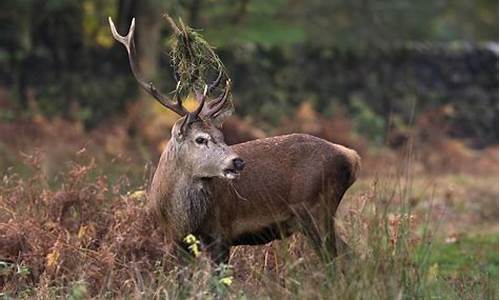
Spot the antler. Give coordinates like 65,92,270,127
166,13,232,122
179,84,209,133
193,79,232,119
108,17,189,116
109,16,231,125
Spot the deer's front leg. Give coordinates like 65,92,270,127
203,236,230,266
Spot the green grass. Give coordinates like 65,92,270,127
420,234,499,299
429,234,498,277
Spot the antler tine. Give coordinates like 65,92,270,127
178,85,208,133
108,17,188,116
206,79,231,118
208,68,223,93
193,85,208,117
174,81,182,106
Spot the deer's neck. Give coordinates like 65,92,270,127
153,147,214,239
173,172,213,234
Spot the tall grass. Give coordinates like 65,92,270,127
0,149,497,299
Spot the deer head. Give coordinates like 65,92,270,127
109,17,245,179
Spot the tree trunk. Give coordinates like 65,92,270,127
188,0,203,28
135,11,162,86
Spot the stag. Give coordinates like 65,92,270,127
109,17,360,265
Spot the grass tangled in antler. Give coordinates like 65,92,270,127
163,14,233,117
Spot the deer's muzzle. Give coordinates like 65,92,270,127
223,157,245,179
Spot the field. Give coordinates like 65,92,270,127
1,0,498,298
0,114,497,299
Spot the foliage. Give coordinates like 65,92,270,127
298,0,498,49
0,0,136,127
350,97,385,144
0,0,497,144
0,149,497,298
0,103,497,298
215,44,497,146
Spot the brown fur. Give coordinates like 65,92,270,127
149,119,360,264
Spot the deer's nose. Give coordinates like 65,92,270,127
232,158,245,171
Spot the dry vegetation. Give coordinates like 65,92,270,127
0,106,498,299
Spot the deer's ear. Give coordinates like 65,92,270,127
172,119,186,141
208,108,232,128
175,129,184,141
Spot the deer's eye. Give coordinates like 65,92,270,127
195,137,207,145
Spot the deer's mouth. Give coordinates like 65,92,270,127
223,168,240,179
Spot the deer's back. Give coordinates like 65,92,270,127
214,133,360,243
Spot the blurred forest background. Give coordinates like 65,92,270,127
0,0,498,298
0,0,498,149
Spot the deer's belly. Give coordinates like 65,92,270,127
229,213,296,246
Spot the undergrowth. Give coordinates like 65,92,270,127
0,150,497,299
